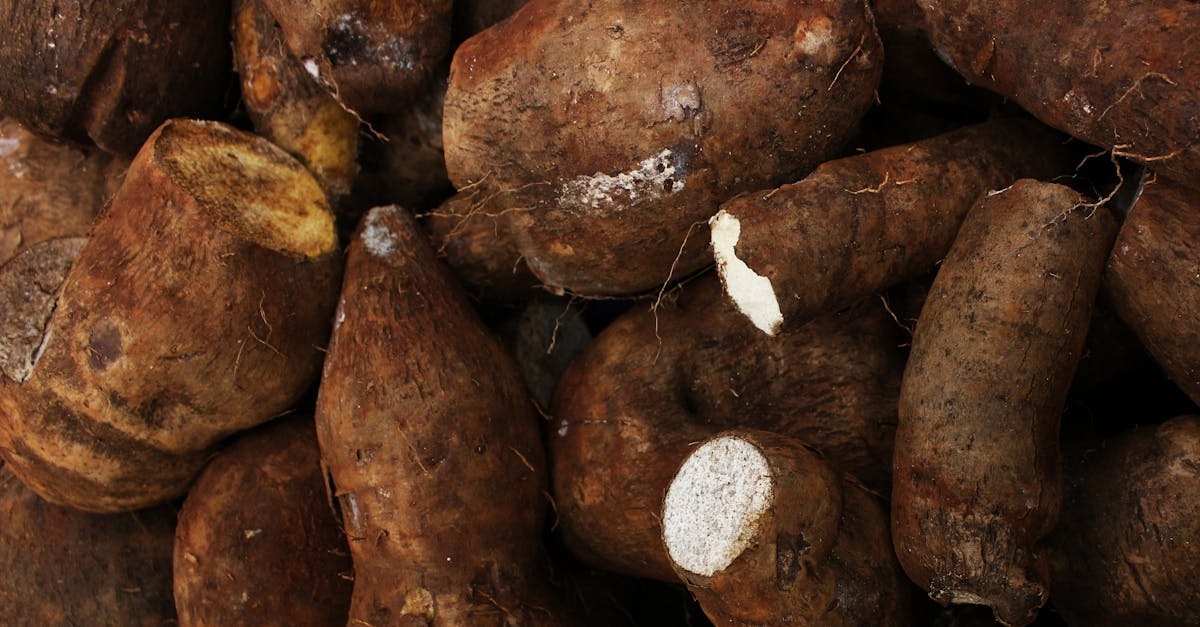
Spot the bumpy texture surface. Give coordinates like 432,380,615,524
893,180,1117,626
1106,182,1200,407
1047,416,1200,627
174,417,353,626
0,464,176,625
664,431,909,626
443,0,883,295
0,1,231,154
551,275,902,581
918,0,1200,189
314,206,566,625
710,118,1075,334
0,119,340,512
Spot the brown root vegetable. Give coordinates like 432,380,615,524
314,206,567,625
233,0,361,201
1047,416,1200,626
708,118,1074,336
499,295,592,411
892,180,1117,625
0,117,128,267
917,0,1200,189
0,119,341,512
422,190,541,302
258,0,454,114
0,2,231,155
0,463,176,625
368,75,454,210
174,416,353,626
551,275,902,581
662,430,910,625
1106,182,1200,407
443,0,883,296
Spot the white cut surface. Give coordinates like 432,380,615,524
710,211,783,335
663,435,774,577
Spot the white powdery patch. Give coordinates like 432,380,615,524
360,208,400,258
663,435,774,577
558,149,684,210
710,211,783,336
0,136,20,157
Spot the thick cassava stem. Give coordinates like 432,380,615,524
314,207,566,625
0,2,231,155
443,0,883,295
0,117,128,267
709,118,1075,335
917,0,1200,190
258,0,454,114
0,119,341,512
1046,416,1200,627
551,275,901,581
892,180,1117,626
1106,182,1200,407
233,0,361,201
662,430,909,626
174,416,353,626
0,463,176,625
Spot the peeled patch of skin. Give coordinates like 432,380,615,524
709,210,782,336
662,435,774,577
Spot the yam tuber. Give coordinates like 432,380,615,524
0,119,340,512
314,206,567,625
551,275,901,581
892,180,1117,625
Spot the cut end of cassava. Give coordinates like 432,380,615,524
0,238,87,382
153,119,337,259
662,435,775,577
709,210,783,336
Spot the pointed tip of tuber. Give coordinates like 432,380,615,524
662,434,775,577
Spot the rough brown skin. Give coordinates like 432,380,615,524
499,295,591,411
0,463,176,625
0,238,87,385
0,117,129,267
422,190,541,302
234,0,361,201
371,74,454,210
174,416,353,626
258,0,454,114
443,0,883,296
664,430,910,626
1106,182,1200,407
550,274,902,581
0,2,231,155
314,206,566,625
712,118,1076,334
1046,416,1200,627
0,119,341,512
917,0,1200,190
893,180,1118,626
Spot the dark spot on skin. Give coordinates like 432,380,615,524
776,532,812,586
323,19,370,66
663,178,675,192
88,319,123,371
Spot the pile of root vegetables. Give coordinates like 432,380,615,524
2,0,1199,625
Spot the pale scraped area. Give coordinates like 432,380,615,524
663,435,775,577
710,211,783,335
558,149,684,210
361,207,400,257
303,58,320,79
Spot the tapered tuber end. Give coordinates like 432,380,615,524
710,210,783,335
153,119,337,259
663,435,775,577
0,238,87,382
